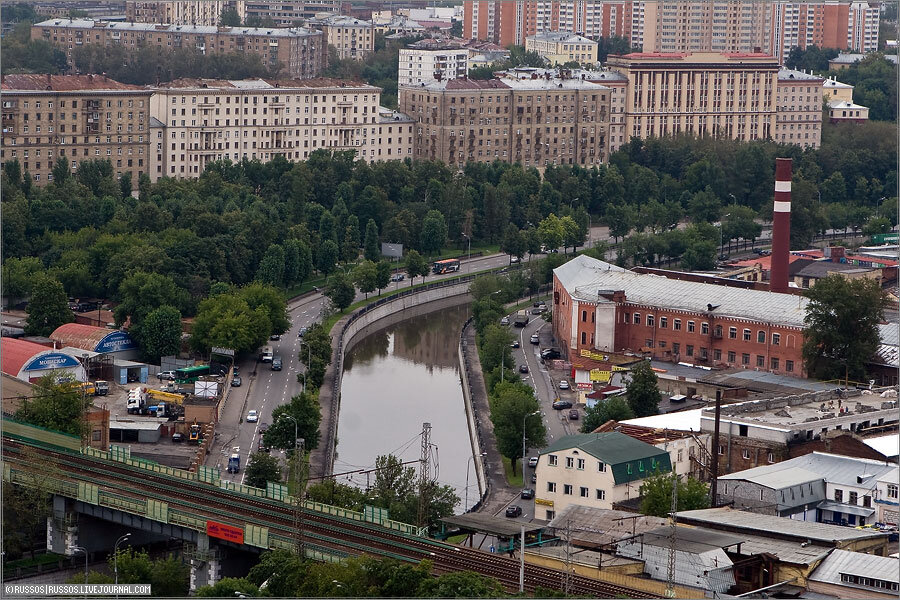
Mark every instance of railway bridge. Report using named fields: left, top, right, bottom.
left=3, top=418, right=653, bottom=597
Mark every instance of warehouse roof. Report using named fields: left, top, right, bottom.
left=809, top=549, right=899, bottom=586
left=50, top=323, right=136, bottom=353
left=720, top=465, right=823, bottom=489
left=1, top=338, right=53, bottom=378
left=720, top=452, right=896, bottom=489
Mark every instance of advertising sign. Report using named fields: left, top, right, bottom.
left=580, top=349, right=609, bottom=362
left=24, top=353, right=80, bottom=371
left=381, top=242, right=403, bottom=258
left=206, top=520, right=244, bottom=544
left=534, top=498, right=554, bottom=507
left=95, top=330, right=137, bottom=353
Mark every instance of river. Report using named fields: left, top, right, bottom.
left=337, top=304, right=475, bottom=513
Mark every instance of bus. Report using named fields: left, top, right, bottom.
left=175, top=365, right=210, bottom=384
left=432, top=258, right=461, bottom=274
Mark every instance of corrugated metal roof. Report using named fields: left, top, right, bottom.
left=540, top=431, right=669, bottom=465
left=734, top=535, right=831, bottom=565
left=547, top=505, right=667, bottom=547
left=720, top=465, right=823, bottom=489
left=640, top=525, right=746, bottom=553
left=1, top=338, right=53, bottom=378
left=809, top=549, right=899, bottom=585
left=50, top=323, right=111, bottom=351
left=720, top=452, right=896, bottom=490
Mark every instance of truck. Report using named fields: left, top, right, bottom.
left=127, top=388, right=149, bottom=414
left=94, top=381, right=109, bottom=396
left=188, top=421, right=202, bottom=444
left=260, top=346, right=274, bottom=363
left=148, top=402, right=184, bottom=420
left=513, top=310, right=530, bottom=327
left=226, top=447, right=241, bottom=473
left=147, top=389, right=184, bottom=405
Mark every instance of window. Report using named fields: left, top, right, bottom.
left=686, top=345, right=694, bottom=357
left=672, top=343, right=680, bottom=355
left=647, top=315, right=654, bottom=327
left=888, top=484, right=899, bottom=499
left=549, top=455, right=558, bottom=466
left=596, top=489, right=606, bottom=500
left=626, top=464, right=632, bottom=474
left=768, top=452, right=775, bottom=463
left=563, top=484, right=573, bottom=495
left=728, top=351, right=736, bottom=362
left=659, top=317, right=667, bottom=328
left=92, top=430, right=101, bottom=441
left=772, top=333, right=780, bottom=345
left=743, top=329, right=751, bottom=341
left=576, top=458, right=585, bottom=470
left=848, top=491, right=858, bottom=505
left=546, top=510, right=555, bottom=519
left=597, top=461, right=606, bottom=472
left=757, top=355, right=765, bottom=368
left=673, top=319, right=681, bottom=331
left=757, top=331, right=765, bottom=343
left=863, top=495, right=871, bottom=508
left=718, top=445, right=725, bottom=455
left=786, top=360, right=794, bottom=373
left=687, top=321, right=695, bottom=333
left=633, top=313, right=641, bottom=325
left=677, top=449, right=683, bottom=462
left=566, top=457, right=574, bottom=468
left=580, top=486, right=589, bottom=498
left=771, top=357, right=780, bottom=370
left=547, top=482, right=557, bottom=493
left=729, top=327, right=737, bottom=339
left=714, top=349, right=722, bottom=361
left=742, top=449, right=750, bottom=459
left=834, top=489, right=843, bottom=502
left=742, top=353, right=750, bottom=365
left=701, top=323, right=709, bottom=335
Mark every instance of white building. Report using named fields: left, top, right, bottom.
left=874, top=467, right=899, bottom=527
left=525, top=31, right=598, bottom=66
left=398, top=47, right=469, bottom=87
left=306, top=14, right=374, bottom=61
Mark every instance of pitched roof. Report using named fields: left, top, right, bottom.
left=795, top=261, right=877, bottom=278
left=720, top=452, right=896, bottom=489
left=527, top=31, right=597, bottom=44
left=1, top=338, right=52, bottom=377
left=778, top=68, right=825, bottom=82
left=540, top=431, right=669, bottom=468
left=809, top=549, right=899, bottom=586
left=1, top=74, right=146, bottom=92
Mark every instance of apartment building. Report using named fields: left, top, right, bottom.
left=33, top=19, right=326, bottom=79
left=0, top=74, right=153, bottom=185
left=775, top=68, right=823, bottom=149
left=606, top=52, right=779, bottom=144
left=534, top=432, right=672, bottom=520
left=150, top=78, right=411, bottom=178
left=398, top=46, right=470, bottom=87
left=769, top=1, right=880, bottom=65
left=582, top=69, right=628, bottom=154
left=399, top=68, right=611, bottom=169
left=525, top=31, right=599, bottom=65
left=243, top=1, right=343, bottom=26
left=306, top=15, right=374, bottom=61
left=125, top=1, right=246, bottom=26
left=552, top=255, right=808, bottom=375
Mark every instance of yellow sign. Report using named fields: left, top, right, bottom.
left=589, top=369, right=611, bottom=383
left=580, top=349, right=609, bottom=362
left=612, top=365, right=629, bottom=372
left=535, top=498, right=554, bottom=507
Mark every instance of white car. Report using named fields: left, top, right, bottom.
left=500, top=316, right=510, bottom=326
left=246, top=410, right=259, bottom=423
left=558, top=380, right=570, bottom=390
left=530, top=333, right=540, bottom=344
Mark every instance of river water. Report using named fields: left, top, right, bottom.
left=337, top=304, right=475, bottom=513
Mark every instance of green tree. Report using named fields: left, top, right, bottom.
left=560, top=214, right=584, bottom=253
left=318, top=239, right=339, bottom=278
left=2, top=256, right=44, bottom=300
left=297, top=240, right=314, bottom=284
left=190, top=293, right=270, bottom=354
left=219, top=7, right=241, bottom=26
left=25, top=274, right=73, bottom=336
left=244, top=452, right=282, bottom=489
left=863, top=216, right=892, bottom=236
left=419, top=570, right=504, bottom=598
left=3, top=446, right=58, bottom=560
left=194, top=578, right=259, bottom=598
left=283, top=238, right=301, bottom=285
left=297, top=323, right=333, bottom=390
left=580, top=397, right=634, bottom=433
left=52, top=156, right=70, bottom=185
left=538, top=213, right=565, bottom=251
left=352, top=260, right=378, bottom=299
left=680, top=238, right=717, bottom=271
left=687, top=187, right=721, bottom=223
left=265, top=392, right=321, bottom=451
left=420, top=210, right=448, bottom=256
left=118, top=171, right=132, bottom=198
left=342, top=215, right=362, bottom=263
left=625, top=361, right=661, bottom=418
left=364, top=218, right=381, bottom=262
left=640, top=471, right=710, bottom=518
left=245, top=550, right=306, bottom=597
left=255, top=243, right=286, bottom=287
left=405, top=249, right=427, bottom=285
left=501, top=225, right=526, bottom=261
left=113, top=271, right=184, bottom=328
left=239, top=282, right=290, bottom=334
left=489, top=381, right=547, bottom=475
left=802, top=275, right=885, bottom=381
left=374, top=260, right=392, bottom=294
left=135, top=305, right=182, bottom=362
left=15, top=376, right=89, bottom=438
left=325, top=271, right=355, bottom=311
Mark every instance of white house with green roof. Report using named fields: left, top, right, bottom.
left=535, top=431, right=672, bottom=520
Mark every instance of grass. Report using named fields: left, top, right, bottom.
left=501, top=456, right=524, bottom=488
left=284, top=275, right=327, bottom=300
left=4, top=552, right=65, bottom=570
left=446, top=534, right=469, bottom=544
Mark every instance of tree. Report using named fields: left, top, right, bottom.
left=318, top=239, right=339, bottom=278
left=135, top=306, right=182, bottom=362
left=265, top=392, right=321, bottom=451
left=625, top=361, right=660, bottom=418
left=538, top=213, right=565, bottom=251
left=489, top=382, right=547, bottom=475
left=374, top=260, right=392, bottom=294
left=114, top=271, right=184, bottom=328
left=239, top=282, right=290, bottom=334
left=282, top=238, right=301, bottom=285
left=420, top=210, right=448, bottom=256
left=687, top=187, right=721, bottom=223
left=364, top=218, right=381, bottom=262
left=680, top=238, right=717, bottom=271
left=580, top=397, right=634, bottom=433
left=2, top=256, right=44, bottom=300
left=639, top=471, right=710, bottom=518
left=52, top=156, right=70, bottom=185
left=352, top=260, right=378, bottom=299
left=405, top=250, right=427, bottom=285
left=3, top=446, right=58, bottom=560
left=501, top=225, right=526, bottom=261
left=16, top=376, right=90, bottom=438
left=802, top=275, right=885, bottom=381
left=119, top=171, right=132, bottom=198
left=219, top=7, right=241, bottom=26
left=195, top=578, right=259, bottom=598
left=25, top=274, right=73, bottom=336
left=255, top=243, right=286, bottom=287
left=297, top=241, right=314, bottom=284
left=342, top=215, right=362, bottom=263
left=190, top=293, right=270, bottom=354
left=325, top=271, right=355, bottom=311
left=419, top=571, right=504, bottom=598
left=244, top=452, right=282, bottom=489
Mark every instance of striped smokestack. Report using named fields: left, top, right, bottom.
left=770, top=158, right=792, bottom=293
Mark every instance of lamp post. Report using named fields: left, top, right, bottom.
left=521, top=410, right=540, bottom=485
left=299, top=342, right=312, bottom=394
left=519, top=515, right=528, bottom=593
left=462, top=233, right=471, bottom=264
left=113, top=533, right=131, bottom=598
left=465, top=452, right=487, bottom=512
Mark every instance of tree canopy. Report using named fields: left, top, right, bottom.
left=639, top=471, right=710, bottom=518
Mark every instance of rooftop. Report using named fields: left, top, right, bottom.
left=676, top=507, right=889, bottom=544
left=555, top=254, right=809, bottom=328
left=778, top=68, right=825, bottom=81
left=440, top=513, right=546, bottom=537
left=809, top=549, right=899, bottom=586
left=823, top=78, right=853, bottom=89
left=35, top=18, right=320, bottom=37
left=157, top=78, right=376, bottom=91
left=829, top=99, right=870, bottom=110
left=721, top=451, right=896, bottom=489
left=546, top=505, right=667, bottom=548
left=1, top=338, right=55, bottom=378
left=377, top=107, right=414, bottom=123
left=609, top=51, right=777, bottom=64
left=415, top=69, right=611, bottom=92
left=593, top=421, right=697, bottom=445
left=696, top=369, right=841, bottom=396
left=863, top=433, right=899, bottom=458
left=830, top=52, right=898, bottom=65
left=638, top=525, right=746, bottom=554
left=719, top=464, right=822, bottom=489
left=795, top=261, right=877, bottom=278
left=623, top=409, right=704, bottom=432
left=527, top=31, right=597, bottom=44
left=1, top=74, right=146, bottom=92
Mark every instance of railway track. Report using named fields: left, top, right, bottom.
left=3, top=437, right=654, bottom=598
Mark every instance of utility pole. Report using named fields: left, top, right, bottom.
left=293, top=437, right=306, bottom=557
left=710, top=390, right=722, bottom=507
left=418, top=423, right=431, bottom=528
left=563, top=518, right=573, bottom=595
left=666, top=471, right=679, bottom=598
left=519, top=521, right=525, bottom=593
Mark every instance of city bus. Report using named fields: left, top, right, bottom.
left=175, top=365, right=210, bottom=384
left=432, top=258, right=461, bottom=274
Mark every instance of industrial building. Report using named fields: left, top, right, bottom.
left=1, top=338, right=88, bottom=383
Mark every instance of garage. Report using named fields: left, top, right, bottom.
left=1, top=338, right=88, bottom=383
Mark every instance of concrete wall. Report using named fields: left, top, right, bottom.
left=458, top=319, right=487, bottom=506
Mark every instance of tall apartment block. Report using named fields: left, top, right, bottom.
left=305, top=15, right=375, bottom=61
left=775, top=68, right=824, bottom=148
left=464, top=1, right=880, bottom=64
left=32, top=19, right=326, bottom=79
left=242, top=1, right=344, bottom=27
left=125, top=1, right=246, bottom=26
left=0, top=74, right=153, bottom=184
left=399, top=68, right=610, bottom=169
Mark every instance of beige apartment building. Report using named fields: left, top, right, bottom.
left=33, top=19, right=326, bottom=79
left=583, top=69, right=629, bottom=155
left=606, top=52, right=779, bottom=143
left=525, top=31, right=598, bottom=66
left=0, top=74, right=153, bottom=185
left=399, top=68, right=611, bottom=170
left=243, top=1, right=343, bottom=26
left=125, top=1, right=246, bottom=26
left=775, top=68, right=823, bottom=149
left=150, top=78, right=411, bottom=178
left=306, top=15, right=374, bottom=61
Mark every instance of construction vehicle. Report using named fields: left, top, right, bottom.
left=226, top=447, right=241, bottom=473
left=147, top=389, right=185, bottom=405
left=188, top=420, right=202, bottom=444
left=80, top=382, right=96, bottom=396
left=127, top=388, right=149, bottom=415
left=147, top=402, right=184, bottom=420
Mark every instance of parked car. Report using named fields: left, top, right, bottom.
left=157, top=371, right=175, bottom=381
left=172, top=433, right=184, bottom=443
left=530, top=333, right=540, bottom=344
left=500, top=316, right=510, bottom=326
left=259, top=422, right=269, bottom=433
left=519, top=364, right=529, bottom=374
left=540, top=348, right=561, bottom=360
left=270, top=333, right=281, bottom=341
left=568, top=409, right=579, bottom=420
left=231, top=376, right=242, bottom=387
left=510, top=256, right=520, bottom=263
left=298, top=326, right=308, bottom=337
left=246, top=410, right=259, bottom=423
left=390, top=273, right=405, bottom=282
left=558, top=380, right=570, bottom=390
left=532, top=307, right=544, bottom=315
left=511, top=340, right=520, bottom=348
left=271, top=357, right=282, bottom=371
left=520, top=488, right=534, bottom=499
left=528, top=456, right=539, bottom=468
left=505, top=505, right=523, bottom=518
left=531, top=474, right=537, bottom=484
left=552, top=400, right=573, bottom=410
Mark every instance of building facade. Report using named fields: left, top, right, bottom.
left=525, top=31, right=598, bottom=65
left=0, top=74, right=153, bottom=185
left=399, top=68, right=611, bottom=170
left=769, top=1, right=880, bottom=65
left=32, top=19, right=326, bottom=79
left=607, top=52, right=779, bottom=144
left=398, top=47, right=470, bottom=87
left=242, top=1, right=343, bottom=26
left=306, top=15, right=374, bottom=61
left=125, top=1, right=246, bottom=26
left=874, top=467, right=899, bottom=527
left=534, top=432, right=672, bottom=520
left=775, top=68, right=823, bottom=149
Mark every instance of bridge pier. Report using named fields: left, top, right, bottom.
left=187, top=533, right=222, bottom=593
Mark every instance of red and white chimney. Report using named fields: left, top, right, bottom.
left=770, top=158, right=792, bottom=293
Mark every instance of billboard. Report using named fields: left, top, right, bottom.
left=206, top=520, right=244, bottom=544
left=23, top=352, right=80, bottom=371
left=381, top=242, right=403, bottom=259
left=95, top=330, right=137, bottom=353
left=195, top=380, right=218, bottom=398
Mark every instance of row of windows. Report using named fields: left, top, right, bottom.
left=545, top=482, right=606, bottom=500
left=623, top=312, right=786, bottom=345
left=839, top=573, right=899, bottom=591
left=14, top=99, right=145, bottom=109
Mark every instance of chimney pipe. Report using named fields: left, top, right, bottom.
left=770, top=158, right=792, bottom=293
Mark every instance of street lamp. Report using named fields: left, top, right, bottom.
left=462, top=233, right=471, bottom=264
left=113, top=533, right=131, bottom=597
left=465, top=452, right=487, bottom=512
left=522, top=410, right=540, bottom=484
left=519, top=515, right=528, bottom=593
left=299, top=342, right=312, bottom=394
